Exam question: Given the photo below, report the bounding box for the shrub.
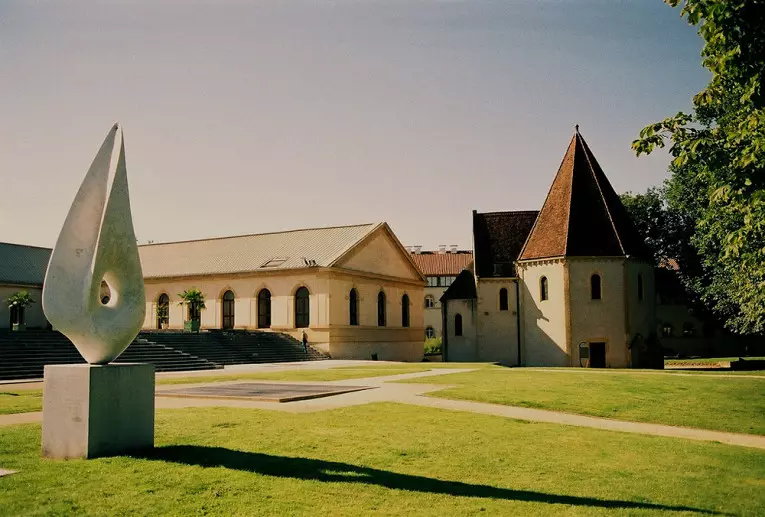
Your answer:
[424,337,442,355]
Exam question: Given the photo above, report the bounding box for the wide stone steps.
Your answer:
[0,329,328,381]
[0,330,218,381]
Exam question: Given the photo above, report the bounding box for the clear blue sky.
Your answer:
[0,0,707,250]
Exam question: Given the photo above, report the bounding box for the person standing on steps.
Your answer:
[302,331,308,354]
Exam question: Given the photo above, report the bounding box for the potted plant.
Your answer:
[155,303,170,329]
[178,289,205,332]
[6,291,34,331]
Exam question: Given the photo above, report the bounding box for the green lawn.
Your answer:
[156,363,478,386]
[401,366,765,435]
[0,391,42,416]
[1,404,764,516]
[0,365,482,415]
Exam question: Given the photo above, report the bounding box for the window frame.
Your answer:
[294,287,310,329]
[377,291,387,327]
[591,274,602,301]
[499,288,509,311]
[540,276,549,302]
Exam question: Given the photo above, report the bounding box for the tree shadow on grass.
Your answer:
[135,445,725,515]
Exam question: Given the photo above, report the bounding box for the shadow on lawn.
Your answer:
[136,445,724,514]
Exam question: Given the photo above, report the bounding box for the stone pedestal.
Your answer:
[42,363,155,459]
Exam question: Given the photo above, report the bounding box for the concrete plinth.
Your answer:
[42,363,155,459]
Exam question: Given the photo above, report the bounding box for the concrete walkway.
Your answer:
[3,367,764,450]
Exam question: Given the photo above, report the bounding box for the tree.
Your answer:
[178,289,206,321]
[632,0,765,334]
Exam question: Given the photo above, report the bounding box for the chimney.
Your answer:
[437,245,447,254]
[413,245,422,254]
[449,245,458,254]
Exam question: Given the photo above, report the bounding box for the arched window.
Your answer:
[499,288,509,311]
[591,274,602,300]
[424,295,435,309]
[222,290,235,329]
[637,274,644,301]
[157,293,170,329]
[377,291,386,327]
[349,288,359,326]
[295,287,310,328]
[425,327,435,339]
[401,294,410,328]
[454,314,463,336]
[257,289,271,328]
[540,276,549,301]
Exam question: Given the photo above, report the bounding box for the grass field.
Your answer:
[0,364,483,415]
[1,404,764,516]
[402,366,765,435]
[156,364,443,386]
[0,391,42,416]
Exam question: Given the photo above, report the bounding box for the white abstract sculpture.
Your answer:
[43,123,146,364]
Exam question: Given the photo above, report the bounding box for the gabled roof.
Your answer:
[519,129,652,261]
[473,210,539,278]
[440,267,477,301]
[138,223,380,279]
[0,242,52,287]
[410,251,473,276]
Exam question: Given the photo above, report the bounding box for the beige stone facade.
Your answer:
[442,130,659,368]
[140,223,426,361]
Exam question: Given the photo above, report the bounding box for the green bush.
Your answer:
[424,337,442,355]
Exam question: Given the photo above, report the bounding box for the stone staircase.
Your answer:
[0,329,328,381]
[0,330,218,381]
[143,329,329,365]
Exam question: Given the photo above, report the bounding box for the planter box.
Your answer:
[184,320,200,333]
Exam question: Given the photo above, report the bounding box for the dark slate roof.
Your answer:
[519,130,653,261]
[0,242,52,286]
[440,267,477,301]
[473,210,539,278]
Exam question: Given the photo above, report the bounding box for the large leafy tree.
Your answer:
[633,0,765,334]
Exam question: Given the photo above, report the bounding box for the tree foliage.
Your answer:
[632,0,765,334]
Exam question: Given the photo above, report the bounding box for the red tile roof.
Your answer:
[409,251,473,276]
[519,130,653,261]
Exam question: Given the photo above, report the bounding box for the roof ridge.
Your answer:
[138,222,379,248]
[562,133,577,255]
[476,209,539,216]
[519,133,576,259]
[578,133,626,254]
[0,241,53,251]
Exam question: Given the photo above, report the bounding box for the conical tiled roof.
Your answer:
[519,129,652,261]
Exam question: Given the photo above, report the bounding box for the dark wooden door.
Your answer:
[589,342,606,368]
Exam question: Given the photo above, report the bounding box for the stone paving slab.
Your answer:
[158,382,374,402]
[0,468,19,477]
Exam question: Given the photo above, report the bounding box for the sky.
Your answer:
[0,0,708,250]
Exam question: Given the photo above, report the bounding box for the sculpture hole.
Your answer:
[100,280,112,305]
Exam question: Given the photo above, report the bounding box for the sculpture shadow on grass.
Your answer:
[136,445,725,515]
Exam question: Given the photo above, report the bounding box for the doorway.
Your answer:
[589,342,606,368]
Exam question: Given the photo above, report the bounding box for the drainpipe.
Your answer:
[515,279,521,366]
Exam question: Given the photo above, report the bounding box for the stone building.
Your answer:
[0,242,50,330]
[0,222,425,362]
[409,247,473,341]
[441,129,658,368]
[138,222,425,361]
